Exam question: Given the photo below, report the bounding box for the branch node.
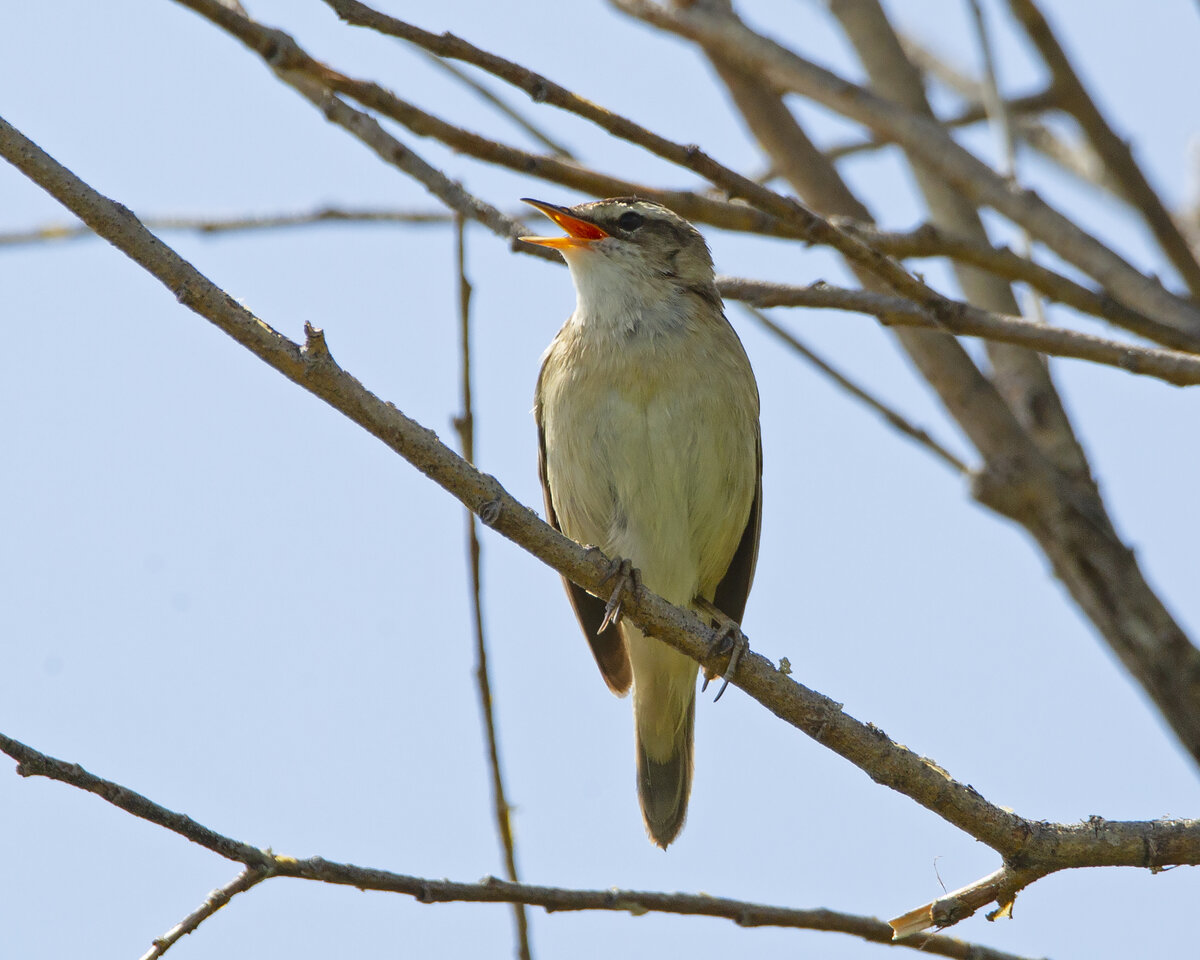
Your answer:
[478,497,502,527]
[302,321,332,361]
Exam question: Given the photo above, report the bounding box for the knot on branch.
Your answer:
[969,462,1042,522]
[302,322,332,361]
[477,497,502,527]
[260,29,300,68]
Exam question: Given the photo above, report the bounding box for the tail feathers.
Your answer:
[635,692,695,849]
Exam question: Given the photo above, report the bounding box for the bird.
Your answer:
[523,196,761,848]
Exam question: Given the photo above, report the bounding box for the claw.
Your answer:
[598,557,638,633]
[696,598,748,702]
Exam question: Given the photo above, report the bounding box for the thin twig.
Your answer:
[899,33,1122,198]
[450,216,532,960]
[418,50,576,159]
[0,207,455,246]
[968,0,1047,328]
[823,86,1059,162]
[1006,0,1200,297]
[720,277,1200,387]
[738,304,970,474]
[138,866,271,960]
[838,221,1198,351]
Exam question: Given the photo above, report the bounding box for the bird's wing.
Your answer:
[536,409,633,696]
[712,430,762,625]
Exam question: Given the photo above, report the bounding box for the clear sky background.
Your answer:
[3,2,1198,958]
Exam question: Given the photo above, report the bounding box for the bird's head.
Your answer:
[521,198,719,315]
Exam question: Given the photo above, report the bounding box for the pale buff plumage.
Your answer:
[526,197,761,848]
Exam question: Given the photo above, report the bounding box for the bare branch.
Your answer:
[311,0,1063,353]
[139,866,271,960]
[611,0,1200,338]
[0,733,1033,960]
[4,728,1197,945]
[829,0,1091,493]
[738,304,970,473]
[418,50,577,159]
[1006,0,1200,297]
[823,87,1059,162]
[0,207,456,246]
[174,0,802,242]
[843,221,1200,352]
[900,34,1122,198]
[451,217,533,960]
[889,864,1045,940]
[720,277,1200,386]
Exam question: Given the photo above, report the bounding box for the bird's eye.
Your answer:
[617,211,644,231]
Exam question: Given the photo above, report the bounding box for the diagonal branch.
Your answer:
[738,304,970,474]
[1006,0,1200,298]
[191,0,1197,393]
[610,0,1200,337]
[139,866,271,960]
[823,86,1059,162]
[899,34,1121,200]
[829,0,1090,496]
[418,50,576,159]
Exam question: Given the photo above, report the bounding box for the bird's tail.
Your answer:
[630,629,697,848]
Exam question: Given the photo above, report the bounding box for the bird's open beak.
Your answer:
[520,198,609,249]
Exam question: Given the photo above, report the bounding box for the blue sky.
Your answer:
[3,2,1198,958]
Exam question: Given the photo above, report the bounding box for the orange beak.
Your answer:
[520,198,609,249]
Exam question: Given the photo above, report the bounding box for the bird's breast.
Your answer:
[539,313,758,606]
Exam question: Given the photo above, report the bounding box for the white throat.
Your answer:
[562,242,689,340]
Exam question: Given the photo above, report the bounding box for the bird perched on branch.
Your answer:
[524,197,761,848]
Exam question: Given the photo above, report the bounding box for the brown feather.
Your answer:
[536,404,633,696]
[712,432,763,624]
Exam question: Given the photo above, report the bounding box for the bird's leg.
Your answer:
[695,597,748,702]
[598,555,640,633]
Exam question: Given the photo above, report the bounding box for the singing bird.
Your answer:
[524,197,761,848]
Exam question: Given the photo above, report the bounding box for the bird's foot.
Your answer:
[598,556,640,633]
[695,598,748,703]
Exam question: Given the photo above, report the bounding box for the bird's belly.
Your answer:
[544,363,755,608]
